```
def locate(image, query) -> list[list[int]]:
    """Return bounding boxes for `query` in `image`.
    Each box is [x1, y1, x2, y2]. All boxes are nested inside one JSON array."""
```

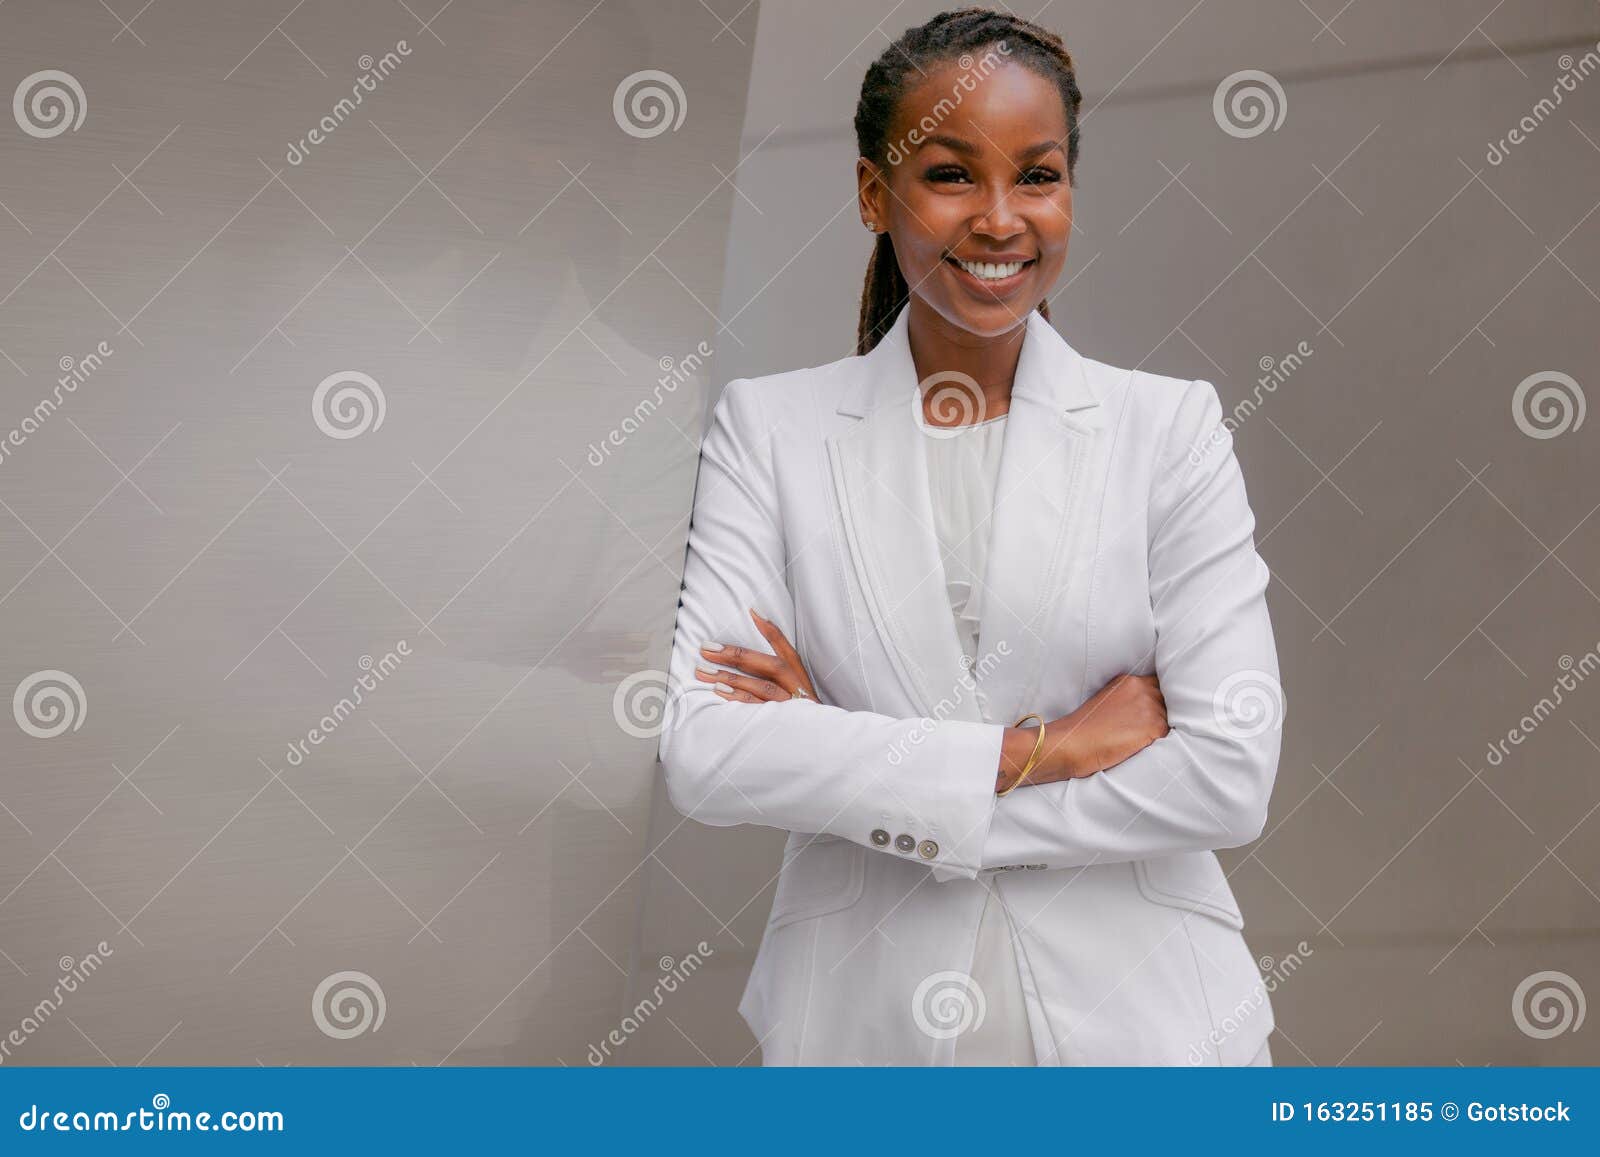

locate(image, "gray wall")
[[3, 0, 1598, 1068], [630, 0, 1600, 1065], [0, 0, 753, 1064]]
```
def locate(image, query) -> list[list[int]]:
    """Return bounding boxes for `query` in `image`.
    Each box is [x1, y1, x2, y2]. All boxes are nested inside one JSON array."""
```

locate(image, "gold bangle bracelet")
[[997, 713, 1046, 798]]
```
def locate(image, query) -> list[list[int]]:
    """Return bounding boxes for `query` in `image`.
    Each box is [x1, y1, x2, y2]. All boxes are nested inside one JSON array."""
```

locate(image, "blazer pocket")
[[767, 833, 866, 930], [1133, 851, 1245, 931]]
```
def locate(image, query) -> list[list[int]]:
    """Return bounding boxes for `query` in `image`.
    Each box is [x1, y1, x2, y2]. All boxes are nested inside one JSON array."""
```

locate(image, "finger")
[[749, 609, 815, 692], [696, 665, 787, 701], [699, 640, 783, 681], [745, 611, 819, 700], [707, 669, 789, 702], [695, 667, 764, 703], [695, 665, 758, 691], [748, 607, 796, 656]]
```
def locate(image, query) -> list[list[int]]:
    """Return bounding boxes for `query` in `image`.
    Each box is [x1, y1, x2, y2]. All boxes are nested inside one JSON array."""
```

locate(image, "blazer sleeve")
[[657, 378, 1006, 880], [971, 378, 1285, 874]]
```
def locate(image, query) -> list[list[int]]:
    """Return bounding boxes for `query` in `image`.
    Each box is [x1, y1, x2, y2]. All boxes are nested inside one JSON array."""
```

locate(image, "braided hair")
[[853, 7, 1083, 355]]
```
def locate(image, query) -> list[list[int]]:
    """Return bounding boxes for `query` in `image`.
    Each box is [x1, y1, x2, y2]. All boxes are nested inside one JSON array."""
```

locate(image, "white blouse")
[[916, 403, 1037, 1066]]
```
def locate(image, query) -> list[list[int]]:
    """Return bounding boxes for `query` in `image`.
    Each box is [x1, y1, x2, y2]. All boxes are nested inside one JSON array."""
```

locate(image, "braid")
[[853, 7, 1081, 355], [856, 232, 908, 357]]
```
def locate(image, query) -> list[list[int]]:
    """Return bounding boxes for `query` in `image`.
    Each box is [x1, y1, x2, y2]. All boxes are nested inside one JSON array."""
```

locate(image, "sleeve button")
[[893, 833, 916, 853], [917, 839, 939, 860], [870, 828, 890, 847]]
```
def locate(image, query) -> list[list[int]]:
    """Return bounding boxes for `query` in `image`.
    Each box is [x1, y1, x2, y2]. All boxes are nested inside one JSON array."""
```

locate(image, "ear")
[[856, 157, 887, 231]]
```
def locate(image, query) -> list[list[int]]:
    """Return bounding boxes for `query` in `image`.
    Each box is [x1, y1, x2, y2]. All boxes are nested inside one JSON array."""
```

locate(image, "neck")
[[905, 296, 1029, 427]]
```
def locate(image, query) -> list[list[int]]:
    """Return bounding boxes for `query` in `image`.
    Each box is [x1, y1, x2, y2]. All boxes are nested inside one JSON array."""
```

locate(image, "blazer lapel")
[[828, 308, 974, 721], [973, 310, 1103, 725], [826, 306, 1103, 727]]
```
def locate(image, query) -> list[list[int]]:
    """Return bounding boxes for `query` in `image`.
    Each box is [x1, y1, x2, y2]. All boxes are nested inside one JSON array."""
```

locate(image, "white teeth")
[[955, 258, 1027, 280]]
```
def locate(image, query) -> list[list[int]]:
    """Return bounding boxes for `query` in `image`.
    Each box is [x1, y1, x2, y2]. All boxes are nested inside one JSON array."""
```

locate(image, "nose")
[[972, 184, 1026, 241]]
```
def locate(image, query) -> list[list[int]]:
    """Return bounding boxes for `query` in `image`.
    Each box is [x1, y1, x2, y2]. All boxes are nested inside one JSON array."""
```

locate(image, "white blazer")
[[658, 304, 1286, 1066]]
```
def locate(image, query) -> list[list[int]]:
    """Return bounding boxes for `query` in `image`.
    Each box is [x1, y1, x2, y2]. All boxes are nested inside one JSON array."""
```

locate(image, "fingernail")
[[714, 682, 735, 696], [748, 607, 762, 621], [695, 666, 718, 678], [700, 642, 725, 653]]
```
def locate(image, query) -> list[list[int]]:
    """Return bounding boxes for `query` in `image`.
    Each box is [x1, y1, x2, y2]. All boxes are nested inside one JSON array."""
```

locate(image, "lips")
[[945, 254, 1036, 296]]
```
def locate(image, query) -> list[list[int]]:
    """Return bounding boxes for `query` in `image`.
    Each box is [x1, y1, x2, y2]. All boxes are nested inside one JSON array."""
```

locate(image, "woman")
[[658, 8, 1285, 1067]]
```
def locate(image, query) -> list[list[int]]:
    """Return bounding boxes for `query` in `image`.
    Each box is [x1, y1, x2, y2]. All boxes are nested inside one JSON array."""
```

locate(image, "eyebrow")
[[915, 133, 1065, 161]]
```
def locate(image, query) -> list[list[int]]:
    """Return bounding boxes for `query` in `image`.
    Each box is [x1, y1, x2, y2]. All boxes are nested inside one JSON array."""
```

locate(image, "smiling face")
[[858, 58, 1074, 339]]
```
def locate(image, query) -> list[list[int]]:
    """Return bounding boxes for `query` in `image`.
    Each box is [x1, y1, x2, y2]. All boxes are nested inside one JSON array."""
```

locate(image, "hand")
[[998, 673, 1169, 792], [696, 608, 820, 704], [1061, 673, 1169, 776]]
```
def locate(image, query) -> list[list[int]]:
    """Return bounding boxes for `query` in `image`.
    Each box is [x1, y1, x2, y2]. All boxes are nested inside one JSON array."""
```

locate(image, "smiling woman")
[[660, 5, 1285, 1068], [853, 11, 1080, 360]]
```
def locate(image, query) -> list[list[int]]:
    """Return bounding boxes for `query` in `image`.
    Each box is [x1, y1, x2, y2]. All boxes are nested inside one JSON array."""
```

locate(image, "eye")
[[1019, 166, 1062, 185], [925, 165, 971, 184]]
